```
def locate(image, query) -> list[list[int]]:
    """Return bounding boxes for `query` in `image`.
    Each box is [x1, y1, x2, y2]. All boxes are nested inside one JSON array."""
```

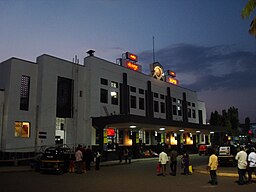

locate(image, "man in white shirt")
[[158, 149, 169, 176], [248, 147, 256, 184], [235, 146, 248, 185]]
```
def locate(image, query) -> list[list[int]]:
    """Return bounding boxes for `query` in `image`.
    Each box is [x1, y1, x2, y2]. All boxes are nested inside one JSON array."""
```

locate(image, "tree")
[[209, 107, 240, 136], [242, 0, 256, 36], [244, 117, 251, 134]]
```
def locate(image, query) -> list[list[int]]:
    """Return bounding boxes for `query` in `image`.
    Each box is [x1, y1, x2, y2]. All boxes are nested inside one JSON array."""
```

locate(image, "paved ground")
[[1, 157, 256, 192], [0, 155, 246, 177]]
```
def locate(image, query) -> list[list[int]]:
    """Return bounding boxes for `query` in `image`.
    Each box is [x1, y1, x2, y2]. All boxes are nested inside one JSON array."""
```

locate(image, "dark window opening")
[[20, 75, 30, 111]]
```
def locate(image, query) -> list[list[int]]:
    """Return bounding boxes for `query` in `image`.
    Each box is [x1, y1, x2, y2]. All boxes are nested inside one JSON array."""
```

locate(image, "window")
[[15, 121, 30, 138], [160, 94, 165, 100], [187, 102, 191, 106], [188, 108, 192, 118], [56, 77, 73, 118], [160, 102, 165, 113], [153, 93, 158, 98], [111, 91, 118, 105], [139, 97, 145, 110], [100, 89, 108, 103], [111, 81, 118, 88], [173, 105, 177, 115], [130, 95, 136, 108], [172, 98, 176, 103], [20, 75, 30, 111], [139, 89, 144, 94], [192, 103, 195, 107], [154, 101, 159, 112], [130, 86, 136, 93], [192, 109, 196, 118], [100, 78, 108, 85], [177, 106, 182, 116], [177, 99, 182, 104]]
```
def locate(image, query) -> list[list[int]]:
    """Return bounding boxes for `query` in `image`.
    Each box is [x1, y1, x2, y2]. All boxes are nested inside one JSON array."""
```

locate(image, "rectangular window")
[[100, 88, 108, 103], [154, 101, 159, 112], [172, 98, 176, 103], [100, 78, 108, 85], [192, 103, 195, 107], [187, 102, 191, 106], [192, 109, 196, 118], [111, 91, 118, 105], [153, 93, 158, 98], [139, 97, 145, 110], [139, 89, 144, 94], [130, 86, 136, 93], [20, 75, 30, 111], [177, 99, 182, 104], [56, 77, 73, 118], [111, 81, 118, 88], [130, 95, 136, 108], [160, 94, 165, 100], [15, 121, 30, 138], [177, 106, 182, 116], [173, 105, 177, 115], [188, 108, 192, 118], [160, 102, 165, 113]]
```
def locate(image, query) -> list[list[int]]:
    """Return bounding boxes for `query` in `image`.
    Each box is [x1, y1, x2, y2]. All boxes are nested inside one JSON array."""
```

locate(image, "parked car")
[[198, 144, 209, 156], [40, 145, 74, 174], [217, 145, 238, 167], [143, 149, 158, 157]]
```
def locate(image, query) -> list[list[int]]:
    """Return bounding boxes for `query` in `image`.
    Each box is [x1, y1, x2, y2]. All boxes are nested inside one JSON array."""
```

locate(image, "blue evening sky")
[[1, 0, 256, 122]]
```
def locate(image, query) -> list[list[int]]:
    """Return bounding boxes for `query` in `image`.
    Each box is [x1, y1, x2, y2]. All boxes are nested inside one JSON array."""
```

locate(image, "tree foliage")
[[209, 107, 240, 135], [242, 0, 256, 36]]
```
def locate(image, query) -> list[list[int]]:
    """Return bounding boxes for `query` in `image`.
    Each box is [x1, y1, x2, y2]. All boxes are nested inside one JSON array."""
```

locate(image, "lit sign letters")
[[126, 52, 138, 62], [167, 70, 176, 77], [127, 62, 138, 71], [168, 77, 179, 85]]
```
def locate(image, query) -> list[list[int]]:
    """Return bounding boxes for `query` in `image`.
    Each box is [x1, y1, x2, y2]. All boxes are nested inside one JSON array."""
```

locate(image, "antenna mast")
[[153, 36, 155, 63]]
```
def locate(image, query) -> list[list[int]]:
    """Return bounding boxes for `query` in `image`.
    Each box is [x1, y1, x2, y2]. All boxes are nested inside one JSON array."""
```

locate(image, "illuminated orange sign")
[[167, 70, 176, 77], [126, 52, 138, 62], [168, 77, 179, 85], [127, 62, 139, 71]]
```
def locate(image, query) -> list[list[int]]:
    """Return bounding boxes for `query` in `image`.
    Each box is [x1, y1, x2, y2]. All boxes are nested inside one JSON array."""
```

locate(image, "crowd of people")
[[157, 148, 191, 177], [73, 145, 102, 174]]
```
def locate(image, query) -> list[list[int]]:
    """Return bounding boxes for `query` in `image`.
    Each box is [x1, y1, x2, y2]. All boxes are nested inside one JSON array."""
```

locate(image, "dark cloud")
[[138, 43, 256, 92]]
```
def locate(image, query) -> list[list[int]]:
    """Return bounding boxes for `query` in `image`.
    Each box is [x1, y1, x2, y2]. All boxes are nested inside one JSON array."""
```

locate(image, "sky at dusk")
[[1, 0, 256, 122]]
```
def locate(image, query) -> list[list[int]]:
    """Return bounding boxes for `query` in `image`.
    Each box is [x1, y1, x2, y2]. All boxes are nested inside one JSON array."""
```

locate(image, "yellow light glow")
[[127, 62, 139, 71], [168, 77, 179, 85]]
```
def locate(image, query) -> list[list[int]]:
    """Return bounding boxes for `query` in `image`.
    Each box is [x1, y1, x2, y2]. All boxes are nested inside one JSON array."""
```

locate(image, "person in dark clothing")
[[169, 149, 178, 176], [123, 148, 129, 164], [85, 146, 93, 171], [94, 150, 101, 170], [118, 148, 123, 163], [181, 152, 190, 175]]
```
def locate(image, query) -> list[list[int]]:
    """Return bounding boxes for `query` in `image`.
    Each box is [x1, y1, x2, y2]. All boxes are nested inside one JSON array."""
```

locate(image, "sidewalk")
[[1, 157, 255, 178]]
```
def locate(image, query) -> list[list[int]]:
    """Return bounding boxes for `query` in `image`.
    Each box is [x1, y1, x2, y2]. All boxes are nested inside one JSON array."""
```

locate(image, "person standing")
[[94, 150, 101, 170], [85, 146, 93, 171], [169, 149, 178, 176], [207, 149, 218, 185], [158, 149, 169, 176], [235, 146, 248, 185], [75, 145, 83, 174], [181, 152, 190, 175], [123, 148, 129, 164], [247, 147, 256, 184]]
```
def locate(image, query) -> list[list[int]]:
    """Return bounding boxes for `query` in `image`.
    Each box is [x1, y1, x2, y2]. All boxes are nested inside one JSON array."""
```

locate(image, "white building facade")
[[0, 52, 215, 154]]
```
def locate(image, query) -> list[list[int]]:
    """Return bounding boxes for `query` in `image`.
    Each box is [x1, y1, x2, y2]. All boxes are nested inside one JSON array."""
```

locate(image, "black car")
[[40, 145, 74, 174], [217, 145, 238, 167]]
